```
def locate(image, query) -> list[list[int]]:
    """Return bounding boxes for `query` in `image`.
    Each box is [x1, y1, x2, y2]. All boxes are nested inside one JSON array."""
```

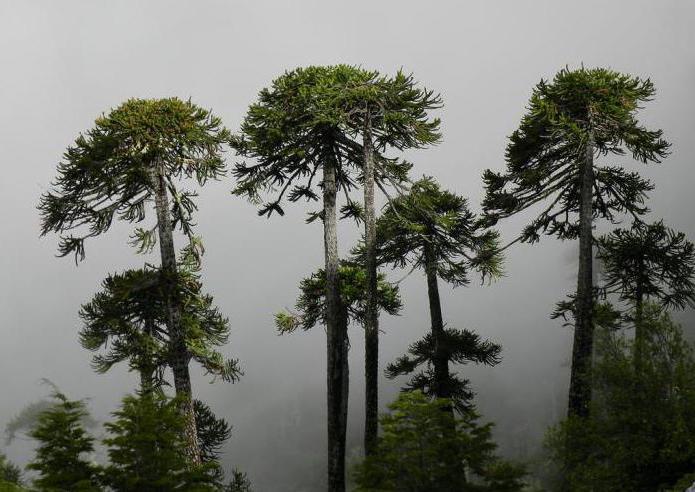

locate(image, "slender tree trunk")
[[362, 114, 379, 456], [149, 164, 201, 465], [139, 317, 156, 394], [424, 244, 450, 403], [567, 133, 595, 419], [324, 159, 347, 492]]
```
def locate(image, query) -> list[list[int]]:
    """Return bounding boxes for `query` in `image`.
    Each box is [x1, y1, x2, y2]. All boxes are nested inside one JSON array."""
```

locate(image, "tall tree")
[[596, 221, 695, 368], [481, 67, 670, 418], [232, 65, 409, 491], [39, 98, 230, 462], [373, 177, 502, 408], [337, 70, 441, 454]]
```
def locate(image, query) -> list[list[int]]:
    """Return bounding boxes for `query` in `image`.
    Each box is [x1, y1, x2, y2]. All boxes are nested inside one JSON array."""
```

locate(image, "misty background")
[[1, 1, 694, 490]]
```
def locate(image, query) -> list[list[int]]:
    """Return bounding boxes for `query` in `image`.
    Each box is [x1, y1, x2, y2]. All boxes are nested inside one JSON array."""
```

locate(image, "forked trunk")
[[323, 159, 347, 492], [424, 244, 451, 405], [567, 133, 595, 419], [362, 114, 379, 455], [149, 163, 201, 465]]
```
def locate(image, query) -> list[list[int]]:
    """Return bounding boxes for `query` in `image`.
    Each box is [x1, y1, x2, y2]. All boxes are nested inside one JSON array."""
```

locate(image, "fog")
[[1, 1, 694, 490]]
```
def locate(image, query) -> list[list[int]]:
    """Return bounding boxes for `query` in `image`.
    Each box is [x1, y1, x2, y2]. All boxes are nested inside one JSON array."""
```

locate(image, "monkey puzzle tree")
[[335, 70, 441, 454], [481, 67, 670, 418], [232, 65, 412, 491], [596, 221, 695, 368], [78, 248, 240, 392], [39, 97, 230, 462], [373, 177, 502, 409], [275, 263, 402, 402]]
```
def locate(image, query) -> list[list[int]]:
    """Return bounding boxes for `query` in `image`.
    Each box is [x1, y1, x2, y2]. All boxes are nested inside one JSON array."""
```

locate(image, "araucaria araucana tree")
[[336, 69, 441, 454], [374, 177, 503, 411], [39, 98, 230, 463], [481, 67, 670, 418], [232, 65, 415, 491], [78, 247, 240, 392], [597, 220, 695, 368]]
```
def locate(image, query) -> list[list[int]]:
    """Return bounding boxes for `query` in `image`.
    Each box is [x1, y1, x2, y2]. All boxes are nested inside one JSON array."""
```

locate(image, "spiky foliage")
[[352, 391, 526, 492], [231, 65, 432, 221], [27, 392, 98, 491], [275, 262, 402, 334], [39, 98, 229, 262], [386, 329, 501, 414], [102, 393, 220, 491], [597, 221, 695, 313], [482, 67, 669, 241], [373, 177, 502, 284], [194, 400, 232, 464], [79, 248, 240, 386]]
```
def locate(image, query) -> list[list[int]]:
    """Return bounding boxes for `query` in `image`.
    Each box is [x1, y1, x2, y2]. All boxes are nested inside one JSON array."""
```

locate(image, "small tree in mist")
[[0, 453, 23, 489], [596, 220, 695, 369], [27, 392, 99, 491], [370, 177, 502, 409], [352, 391, 526, 492], [39, 98, 230, 463], [481, 67, 670, 419]]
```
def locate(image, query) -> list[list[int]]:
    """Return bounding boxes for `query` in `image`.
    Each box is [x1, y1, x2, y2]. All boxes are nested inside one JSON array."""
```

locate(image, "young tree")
[[373, 177, 502, 407], [78, 248, 240, 393], [0, 453, 23, 489], [597, 221, 695, 368], [102, 393, 220, 491], [482, 67, 670, 418], [352, 391, 526, 492], [232, 65, 411, 491], [27, 393, 99, 491], [39, 98, 230, 462], [336, 70, 441, 454]]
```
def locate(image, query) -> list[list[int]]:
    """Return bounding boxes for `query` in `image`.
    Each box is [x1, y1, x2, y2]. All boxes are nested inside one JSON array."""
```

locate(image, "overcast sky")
[[1, 1, 694, 490]]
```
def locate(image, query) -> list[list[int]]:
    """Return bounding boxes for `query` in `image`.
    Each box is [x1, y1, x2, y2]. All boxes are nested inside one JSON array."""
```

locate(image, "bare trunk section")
[[324, 159, 347, 492], [149, 164, 201, 465], [567, 133, 595, 419], [634, 270, 645, 372], [424, 244, 450, 403], [362, 114, 379, 456]]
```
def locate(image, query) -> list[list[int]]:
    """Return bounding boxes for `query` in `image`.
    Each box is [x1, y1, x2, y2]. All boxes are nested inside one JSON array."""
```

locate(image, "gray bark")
[[323, 159, 347, 492], [362, 115, 379, 456], [424, 244, 451, 402], [567, 133, 595, 419], [149, 164, 201, 465]]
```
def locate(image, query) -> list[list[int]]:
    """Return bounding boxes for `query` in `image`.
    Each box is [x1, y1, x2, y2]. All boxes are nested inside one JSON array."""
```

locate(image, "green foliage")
[[352, 391, 525, 491], [232, 65, 440, 220], [386, 328, 501, 414], [482, 66, 670, 242], [27, 392, 99, 491], [597, 220, 695, 311], [546, 305, 695, 491], [39, 97, 230, 262], [194, 400, 232, 464], [275, 261, 402, 334], [102, 393, 220, 491], [79, 247, 241, 385], [0, 453, 22, 487], [373, 177, 503, 284], [225, 469, 253, 492]]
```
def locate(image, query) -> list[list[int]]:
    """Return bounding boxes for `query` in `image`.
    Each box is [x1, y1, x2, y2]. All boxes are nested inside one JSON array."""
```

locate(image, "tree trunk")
[[362, 114, 379, 456], [149, 164, 201, 465], [424, 244, 450, 404], [139, 317, 156, 394], [567, 133, 595, 419], [634, 271, 645, 372], [323, 159, 347, 492]]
